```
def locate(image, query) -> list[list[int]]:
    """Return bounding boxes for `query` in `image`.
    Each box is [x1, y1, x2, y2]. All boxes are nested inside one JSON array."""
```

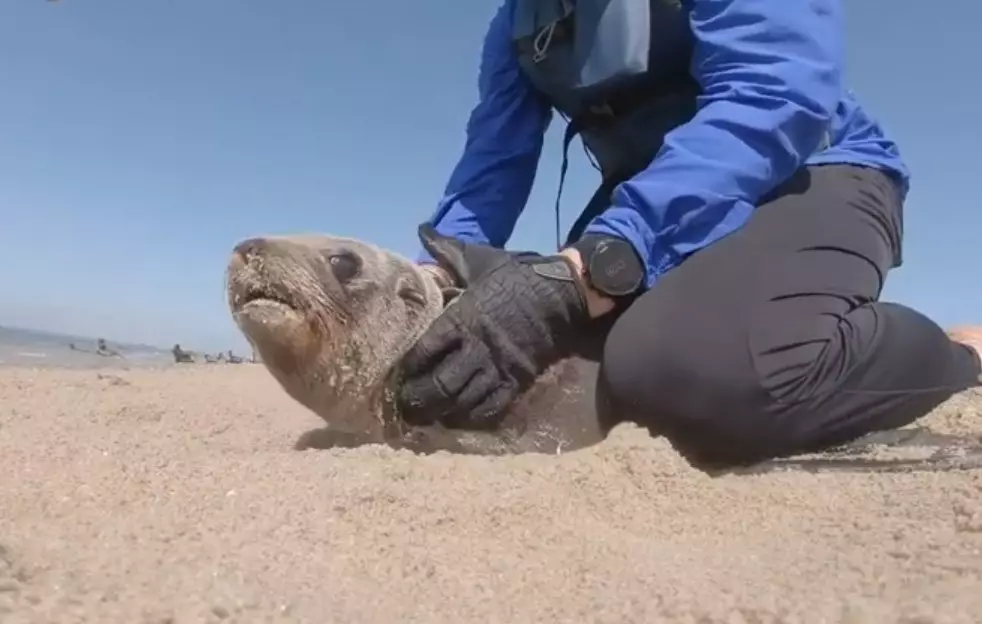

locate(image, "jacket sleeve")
[[416, 1, 552, 264], [583, 0, 843, 287]]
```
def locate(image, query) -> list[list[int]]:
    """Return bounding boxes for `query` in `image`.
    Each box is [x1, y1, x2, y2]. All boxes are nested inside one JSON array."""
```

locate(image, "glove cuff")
[[525, 255, 592, 325]]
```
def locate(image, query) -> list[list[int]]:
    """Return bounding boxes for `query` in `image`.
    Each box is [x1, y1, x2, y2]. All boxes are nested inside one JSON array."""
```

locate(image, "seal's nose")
[[234, 237, 269, 260]]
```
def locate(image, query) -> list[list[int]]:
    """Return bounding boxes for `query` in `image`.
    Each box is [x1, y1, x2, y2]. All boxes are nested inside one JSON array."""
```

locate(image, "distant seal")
[[224, 234, 612, 456]]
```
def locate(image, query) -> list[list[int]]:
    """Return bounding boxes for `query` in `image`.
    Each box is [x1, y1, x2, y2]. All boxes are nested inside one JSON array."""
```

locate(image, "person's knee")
[[597, 305, 802, 467], [598, 312, 762, 432]]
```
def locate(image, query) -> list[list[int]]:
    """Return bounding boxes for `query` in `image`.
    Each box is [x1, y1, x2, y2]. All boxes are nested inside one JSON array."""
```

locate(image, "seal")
[[225, 234, 613, 456]]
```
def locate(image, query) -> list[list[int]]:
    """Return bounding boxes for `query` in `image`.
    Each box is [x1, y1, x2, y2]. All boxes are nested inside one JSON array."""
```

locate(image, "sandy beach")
[[2, 363, 982, 623]]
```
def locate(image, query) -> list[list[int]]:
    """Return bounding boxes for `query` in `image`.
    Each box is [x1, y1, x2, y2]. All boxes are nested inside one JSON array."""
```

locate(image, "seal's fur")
[[225, 234, 610, 455]]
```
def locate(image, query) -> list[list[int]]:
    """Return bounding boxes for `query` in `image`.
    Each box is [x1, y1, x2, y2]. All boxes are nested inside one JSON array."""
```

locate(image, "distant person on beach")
[[172, 344, 193, 364], [394, 0, 982, 469], [69, 338, 120, 358], [95, 338, 121, 358]]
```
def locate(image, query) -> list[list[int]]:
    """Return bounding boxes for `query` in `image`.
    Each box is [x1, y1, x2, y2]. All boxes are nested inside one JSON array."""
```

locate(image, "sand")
[[1, 364, 982, 623]]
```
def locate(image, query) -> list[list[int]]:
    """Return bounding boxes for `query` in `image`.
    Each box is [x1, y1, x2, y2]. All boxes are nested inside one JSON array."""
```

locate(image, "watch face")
[[589, 239, 644, 297]]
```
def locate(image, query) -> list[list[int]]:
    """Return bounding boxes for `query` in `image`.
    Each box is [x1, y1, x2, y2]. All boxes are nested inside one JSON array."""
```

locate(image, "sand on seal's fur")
[[2, 363, 982, 623]]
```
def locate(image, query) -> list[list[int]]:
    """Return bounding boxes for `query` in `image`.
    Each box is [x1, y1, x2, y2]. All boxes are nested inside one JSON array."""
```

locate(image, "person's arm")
[[416, 1, 552, 265], [575, 0, 843, 292]]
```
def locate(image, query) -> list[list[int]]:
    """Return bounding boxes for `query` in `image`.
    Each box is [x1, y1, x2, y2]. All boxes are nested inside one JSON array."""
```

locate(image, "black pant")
[[586, 164, 981, 469]]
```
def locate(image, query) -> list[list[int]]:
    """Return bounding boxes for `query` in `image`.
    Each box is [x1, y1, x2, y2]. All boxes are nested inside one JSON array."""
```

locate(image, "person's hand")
[[397, 228, 592, 430]]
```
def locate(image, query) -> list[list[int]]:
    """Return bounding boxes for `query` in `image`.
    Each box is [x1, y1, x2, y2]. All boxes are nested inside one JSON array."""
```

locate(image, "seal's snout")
[[226, 236, 300, 312], [233, 237, 272, 262], [226, 235, 315, 378]]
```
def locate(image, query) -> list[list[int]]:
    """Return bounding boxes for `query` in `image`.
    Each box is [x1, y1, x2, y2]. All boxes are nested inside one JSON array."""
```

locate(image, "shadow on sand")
[[293, 423, 982, 474], [294, 428, 376, 452], [733, 428, 982, 475]]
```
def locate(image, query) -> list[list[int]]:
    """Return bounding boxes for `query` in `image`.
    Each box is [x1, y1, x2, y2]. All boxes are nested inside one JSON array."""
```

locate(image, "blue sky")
[[1, 1, 979, 352]]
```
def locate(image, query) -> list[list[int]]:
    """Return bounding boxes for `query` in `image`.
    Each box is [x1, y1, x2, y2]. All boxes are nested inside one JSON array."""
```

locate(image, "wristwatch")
[[570, 234, 645, 300]]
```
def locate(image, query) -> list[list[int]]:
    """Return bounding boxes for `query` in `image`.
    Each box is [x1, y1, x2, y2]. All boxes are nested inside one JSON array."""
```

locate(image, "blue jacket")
[[418, 0, 910, 288]]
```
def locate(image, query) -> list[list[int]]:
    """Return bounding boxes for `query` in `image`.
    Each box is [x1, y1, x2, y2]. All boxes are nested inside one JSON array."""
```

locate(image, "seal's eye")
[[327, 252, 361, 283]]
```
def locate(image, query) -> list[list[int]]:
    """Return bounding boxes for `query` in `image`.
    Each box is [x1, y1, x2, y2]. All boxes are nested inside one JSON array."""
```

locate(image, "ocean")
[[0, 325, 182, 369]]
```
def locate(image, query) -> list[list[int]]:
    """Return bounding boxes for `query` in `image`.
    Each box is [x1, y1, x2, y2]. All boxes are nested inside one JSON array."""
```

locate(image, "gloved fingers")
[[397, 335, 486, 426], [430, 340, 488, 398], [398, 387, 440, 427], [439, 362, 499, 429], [398, 315, 463, 379], [400, 389, 451, 427], [444, 374, 517, 431], [397, 357, 463, 426], [473, 385, 518, 428]]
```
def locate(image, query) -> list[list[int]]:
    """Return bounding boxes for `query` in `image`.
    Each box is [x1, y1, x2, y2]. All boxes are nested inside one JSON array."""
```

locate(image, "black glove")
[[417, 223, 541, 288], [397, 227, 591, 430]]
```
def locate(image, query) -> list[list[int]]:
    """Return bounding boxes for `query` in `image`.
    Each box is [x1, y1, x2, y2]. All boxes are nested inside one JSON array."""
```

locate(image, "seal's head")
[[225, 235, 445, 440]]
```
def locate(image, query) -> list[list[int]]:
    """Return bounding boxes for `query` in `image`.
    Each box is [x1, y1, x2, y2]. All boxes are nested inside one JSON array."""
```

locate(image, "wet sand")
[[1, 364, 981, 623]]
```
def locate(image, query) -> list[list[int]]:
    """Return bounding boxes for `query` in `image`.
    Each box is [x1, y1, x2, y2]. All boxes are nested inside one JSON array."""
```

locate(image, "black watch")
[[570, 234, 645, 299]]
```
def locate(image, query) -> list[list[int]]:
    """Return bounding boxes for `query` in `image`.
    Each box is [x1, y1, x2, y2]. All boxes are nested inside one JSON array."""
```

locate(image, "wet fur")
[[226, 234, 610, 455]]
